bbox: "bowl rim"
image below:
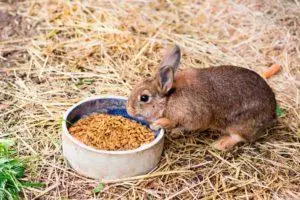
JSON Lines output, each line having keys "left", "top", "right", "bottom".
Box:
{"left": 62, "top": 95, "right": 164, "bottom": 155}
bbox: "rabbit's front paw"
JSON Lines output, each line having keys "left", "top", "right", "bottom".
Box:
{"left": 150, "top": 118, "right": 172, "bottom": 130}
{"left": 150, "top": 122, "right": 161, "bottom": 131}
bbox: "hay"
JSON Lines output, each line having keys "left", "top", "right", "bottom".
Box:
{"left": 0, "top": 0, "right": 299, "bottom": 199}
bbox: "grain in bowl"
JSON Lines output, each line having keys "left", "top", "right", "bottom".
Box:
{"left": 68, "top": 113, "right": 155, "bottom": 150}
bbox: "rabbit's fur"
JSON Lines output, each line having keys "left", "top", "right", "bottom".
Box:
{"left": 127, "top": 45, "right": 276, "bottom": 150}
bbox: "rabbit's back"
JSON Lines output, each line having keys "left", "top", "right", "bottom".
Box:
{"left": 168, "top": 66, "right": 276, "bottom": 131}
{"left": 207, "top": 66, "right": 276, "bottom": 127}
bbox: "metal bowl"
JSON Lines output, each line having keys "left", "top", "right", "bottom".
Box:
{"left": 61, "top": 95, "right": 164, "bottom": 180}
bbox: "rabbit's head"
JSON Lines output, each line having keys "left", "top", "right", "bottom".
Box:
{"left": 126, "top": 45, "right": 181, "bottom": 123}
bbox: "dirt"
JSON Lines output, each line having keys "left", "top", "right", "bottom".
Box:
{"left": 68, "top": 114, "right": 155, "bottom": 151}
{"left": 0, "top": 8, "right": 33, "bottom": 81}
{"left": 0, "top": 8, "right": 30, "bottom": 40}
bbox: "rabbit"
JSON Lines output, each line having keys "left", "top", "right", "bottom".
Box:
{"left": 126, "top": 44, "right": 277, "bottom": 150}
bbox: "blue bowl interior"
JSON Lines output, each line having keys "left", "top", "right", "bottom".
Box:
{"left": 66, "top": 98, "right": 160, "bottom": 138}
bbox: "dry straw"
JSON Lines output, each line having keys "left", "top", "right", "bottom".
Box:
{"left": 0, "top": 0, "right": 299, "bottom": 199}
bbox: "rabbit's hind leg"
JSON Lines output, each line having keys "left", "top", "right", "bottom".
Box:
{"left": 212, "top": 133, "right": 245, "bottom": 151}
{"left": 212, "top": 120, "right": 260, "bottom": 151}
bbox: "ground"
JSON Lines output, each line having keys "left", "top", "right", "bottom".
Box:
{"left": 0, "top": 0, "right": 299, "bottom": 199}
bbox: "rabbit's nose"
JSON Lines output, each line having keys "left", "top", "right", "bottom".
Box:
{"left": 126, "top": 105, "right": 136, "bottom": 117}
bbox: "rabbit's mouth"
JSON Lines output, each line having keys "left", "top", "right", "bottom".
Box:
{"left": 126, "top": 104, "right": 146, "bottom": 121}
{"left": 144, "top": 116, "right": 158, "bottom": 123}
{"left": 134, "top": 114, "right": 157, "bottom": 123}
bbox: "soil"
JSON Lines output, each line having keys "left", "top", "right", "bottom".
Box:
{"left": 68, "top": 114, "right": 155, "bottom": 151}
{"left": 0, "top": 8, "right": 33, "bottom": 81}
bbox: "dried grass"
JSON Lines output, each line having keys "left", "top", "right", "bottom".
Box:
{"left": 0, "top": 0, "right": 299, "bottom": 199}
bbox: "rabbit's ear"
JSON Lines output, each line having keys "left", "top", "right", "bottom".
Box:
{"left": 157, "top": 66, "right": 174, "bottom": 95}
{"left": 160, "top": 44, "right": 181, "bottom": 71}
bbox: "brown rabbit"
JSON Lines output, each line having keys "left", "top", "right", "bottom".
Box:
{"left": 126, "top": 44, "right": 276, "bottom": 150}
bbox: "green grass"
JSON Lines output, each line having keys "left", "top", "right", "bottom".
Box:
{"left": 276, "top": 105, "right": 283, "bottom": 117}
{"left": 0, "top": 139, "right": 44, "bottom": 200}
{"left": 92, "top": 182, "right": 105, "bottom": 194}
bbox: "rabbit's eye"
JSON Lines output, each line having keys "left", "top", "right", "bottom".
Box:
{"left": 140, "top": 94, "right": 149, "bottom": 102}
